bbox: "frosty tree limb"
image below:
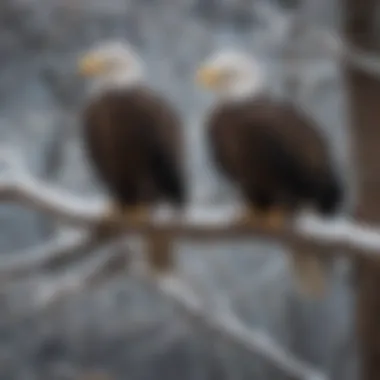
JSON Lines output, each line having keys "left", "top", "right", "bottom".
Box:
{"left": 25, "top": 258, "right": 327, "bottom": 380}
{"left": 0, "top": 230, "right": 89, "bottom": 280}
{"left": 0, "top": 148, "right": 376, "bottom": 380}
{"left": 0, "top": 117, "right": 379, "bottom": 271}
{"left": 154, "top": 275, "right": 327, "bottom": 380}
{"left": 1, "top": 166, "right": 380, "bottom": 259}
{"left": 0, "top": 229, "right": 120, "bottom": 281}
{"left": 32, "top": 238, "right": 129, "bottom": 309}
{"left": 0, "top": 139, "right": 371, "bottom": 380}
{"left": 0, "top": 172, "right": 106, "bottom": 226}
{"left": 36, "top": 258, "right": 327, "bottom": 380}
{"left": 0, "top": 150, "right": 333, "bottom": 380}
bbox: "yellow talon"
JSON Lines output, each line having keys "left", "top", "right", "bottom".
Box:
{"left": 123, "top": 204, "right": 150, "bottom": 224}
{"left": 262, "top": 208, "right": 286, "bottom": 230}
{"left": 238, "top": 206, "right": 287, "bottom": 230}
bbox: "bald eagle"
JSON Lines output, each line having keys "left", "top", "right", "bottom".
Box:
{"left": 196, "top": 50, "right": 344, "bottom": 296}
{"left": 78, "top": 41, "right": 186, "bottom": 271}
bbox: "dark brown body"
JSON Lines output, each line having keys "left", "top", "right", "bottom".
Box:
{"left": 207, "top": 95, "right": 343, "bottom": 214}
{"left": 83, "top": 86, "right": 185, "bottom": 208}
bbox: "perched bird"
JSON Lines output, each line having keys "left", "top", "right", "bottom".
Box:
{"left": 196, "top": 49, "right": 344, "bottom": 296}
{"left": 78, "top": 40, "right": 186, "bottom": 272}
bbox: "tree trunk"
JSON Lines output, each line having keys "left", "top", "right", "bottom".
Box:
{"left": 343, "top": 0, "right": 380, "bottom": 379}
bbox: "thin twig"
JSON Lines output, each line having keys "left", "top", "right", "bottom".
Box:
{"left": 154, "top": 275, "right": 327, "bottom": 380}
{"left": 32, "top": 237, "right": 129, "bottom": 309}
{"left": 0, "top": 229, "right": 119, "bottom": 281}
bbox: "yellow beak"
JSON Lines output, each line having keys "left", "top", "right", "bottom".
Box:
{"left": 196, "top": 67, "right": 222, "bottom": 89}
{"left": 78, "top": 54, "right": 105, "bottom": 77}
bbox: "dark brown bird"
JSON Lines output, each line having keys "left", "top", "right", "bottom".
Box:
{"left": 196, "top": 49, "right": 344, "bottom": 297}
{"left": 78, "top": 41, "right": 186, "bottom": 272}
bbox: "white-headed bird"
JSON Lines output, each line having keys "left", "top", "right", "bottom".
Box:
{"left": 196, "top": 49, "right": 344, "bottom": 296}
{"left": 78, "top": 40, "right": 186, "bottom": 272}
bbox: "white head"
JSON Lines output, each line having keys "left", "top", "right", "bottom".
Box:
{"left": 196, "top": 49, "right": 265, "bottom": 101}
{"left": 78, "top": 40, "right": 145, "bottom": 94}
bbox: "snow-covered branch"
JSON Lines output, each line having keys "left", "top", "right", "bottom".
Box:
{"left": 27, "top": 259, "right": 328, "bottom": 380}
{"left": 32, "top": 238, "right": 129, "bottom": 309}
{"left": 0, "top": 229, "right": 121, "bottom": 281}
{"left": 1, "top": 161, "right": 380, "bottom": 259}
{"left": 153, "top": 275, "right": 327, "bottom": 380}
{"left": 0, "top": 148, "right": 370, "bottom": 380}
{"left": 0, "top": 172, "right": 106, "bottom": 227}
{"left": 0, "top": 230, "right": 89, "bottom": 279}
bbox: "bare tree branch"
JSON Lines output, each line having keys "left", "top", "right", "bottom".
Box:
{"left": 0, "top": 229, "right": 120, "bottom": 281}
{"left": 0, "top": 173, "right": 106, "bottom": 226}
{"left": 0, "top": 230, "right": 88, "bottom": 278}
{"left": 0, "top": 153, "right": 380, "bottom": 259}
{"left": 153, "top": 274, "right": 327, "bottom": 380}
{"left": 33, "top": 268, "right": 327, "bottom": 379}
{"left": 2, "top": 232, "right": 327, "bottom": 380}
{"left": 0, "top": 143, "right": 371, "bottom": 380}
{"left": 32, "top": 237, "right": 129, "bottom": 309}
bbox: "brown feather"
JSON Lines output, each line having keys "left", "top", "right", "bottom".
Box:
{"left": 83, "top": 86, "right": 185, "bottom": 207}
{"left": 82, "top": 86, "right": 185, "bottom": 274}
{"left": 207, "top": 95, "right": 342, "bottom": 214}
{"left": 206, "top": 94, "right": 343, "bottom": 297}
